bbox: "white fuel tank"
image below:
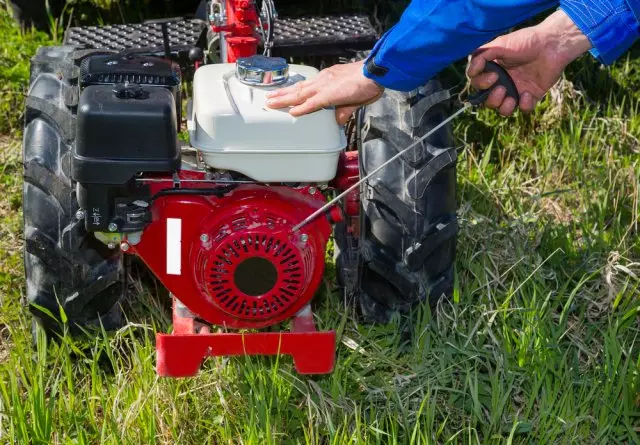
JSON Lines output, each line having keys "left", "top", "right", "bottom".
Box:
{"left": 188, "top": 56, "right": 346, "bottom": 182}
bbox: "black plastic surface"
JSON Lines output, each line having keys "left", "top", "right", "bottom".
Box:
{"left": 271, "top": 14, "right": 378, "bottom": 56}
{"left": 65, "top": 19, "right": 207, "bottom": 57}
{"left": 80, "top": 54, "right": 181, "bottom": 88}
{"left": 64, "top": 14, "right": 376, "bottom": 58}
{"left": 467, "top": 61, "right": 520, "bottom": 106}
{"left": 80, "top": 53, "right": 182, "bottom": 129}
{"left": 74, "top": 84, "right": 180, "bottom": 185}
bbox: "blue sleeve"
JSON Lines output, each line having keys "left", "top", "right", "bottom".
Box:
{"left": 561, "top": 0, "right": 640, "bottom": 64}
{"left": 363, "top": 0, "right": 559, "bottom": 91}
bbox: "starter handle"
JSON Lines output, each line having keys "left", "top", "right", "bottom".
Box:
{"left": 467, "top": 61, "right": 520, "bottom": 107}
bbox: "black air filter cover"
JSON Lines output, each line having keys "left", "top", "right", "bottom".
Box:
{"left": 79, "top": 54, "right": 181, "bottom": 89}
{"left": 74, "top": 84, "right": 180, "bottom": 185}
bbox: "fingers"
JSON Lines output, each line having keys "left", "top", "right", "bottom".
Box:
{"left": 481, "top": 90, "right": 538, "bottom": 116}
{"left": 472, "top": 40, "right": 511, "bottom": 65}
{"left": 467, "top": 46, "right": 506, "bottom": 77}
{"left": 265, "top": 80, "right": 308, "bottom": 100}
{"left": 265, "top": 81, "right": 313, "bottom": 109}
{"left": 265, "top": 61, "right": 381, "bottom": 122}
{"left": 470, "top": 72, "right": 498, "bottom": 91}
{"left": 468, "top": 46, "right": 513, "bottom": 116}
{"left": 289, "top": 96, "right": 328, "bottom": 117}
{"left": 335, "top": 105, "right": 359, "bottom": 125}
{"left": 519, "top": 91, "right": 536, "bottom": 113}
{"left": 484, "top": 86, "right": 506, "bottom": 110}
{"left": 485, "top": 91, "right": 539, "bottom": 116}
{"left": 499, "top": 97, "right": 517, "bottom": 117}
{"left": 468, "top": 44, "right": 537, "bottom": 116}
{"left": 466, "top": 54, "right": 487, "bottom": 77}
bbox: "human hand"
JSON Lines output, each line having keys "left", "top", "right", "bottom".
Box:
{"left": 467, "top": 10, "right": 591, "bottom": 116}
{"left": 265, "top": 60, "right": 384, "bottom": 125}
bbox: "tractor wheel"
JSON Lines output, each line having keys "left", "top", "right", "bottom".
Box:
{"left": 348, "top": 81, "right": 458, "bottom": 323}
{"left": 23, "top": 46, "right": 125, "bottom": 335}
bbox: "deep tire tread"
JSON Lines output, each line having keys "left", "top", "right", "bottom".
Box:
{"left": 356, "top": 82, "right": 458, "bottom": 322}
{"left": 23, "top": 45, "right": 125, "bottom": 335}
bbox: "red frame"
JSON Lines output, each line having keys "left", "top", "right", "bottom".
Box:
{"left": 157, "top": 299, "right": 335, "bottom": 376}
{"left": 211, "top": 0, "right": 261, "bottom": 62}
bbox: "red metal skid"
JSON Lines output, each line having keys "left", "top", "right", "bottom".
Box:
{"left": 156, "top": 330, "right": 336, "bottom": 376}
{"left": 156, "top": 299, "right": 336, "bottom": 376}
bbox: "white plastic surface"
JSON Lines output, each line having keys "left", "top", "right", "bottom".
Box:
{"left": 189, "top": 63, "right": 346, "bottom": 182}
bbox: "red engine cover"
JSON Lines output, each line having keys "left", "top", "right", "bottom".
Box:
{"left": 130, "top": 185, "right": 332, "bottom": 329}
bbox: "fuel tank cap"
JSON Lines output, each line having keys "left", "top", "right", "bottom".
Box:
{"left": 235, "top": 55, "right": 289, "bottom": 86}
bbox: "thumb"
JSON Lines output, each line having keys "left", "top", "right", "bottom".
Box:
{"left": 467, "top": 45, "right": 509, "bottom": 77}
{"left": 336, "top": 105, "right": 359, "bottom": 125}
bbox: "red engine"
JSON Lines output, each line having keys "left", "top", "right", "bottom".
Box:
{"left": 121, "top": 169, "right": 354, "bottom": 375}
{"left": 131, "top": 184, "right": 332, "bottom": 329}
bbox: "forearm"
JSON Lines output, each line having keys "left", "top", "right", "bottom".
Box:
{"left": 364, "top": 0, "right": 559, "bottom": 91}
{"left": 538, "top": 10, "right": 593, "bottom": 66}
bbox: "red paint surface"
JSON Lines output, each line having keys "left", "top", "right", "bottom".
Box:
{"left": 211, "top": 0, "right": 260, "bottom": 62}
{"left": 332, "top": 151, "right": 360, "bottom": 217}
{"left": 129, "top": 183, "right": 331, "bottom": 329}
{"left": 157, "top": 299, "right": 335, "bottom": 376}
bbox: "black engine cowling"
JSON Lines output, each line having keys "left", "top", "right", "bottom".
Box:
{"left": 72, "top": 54, "right": 183, "bottom": 232}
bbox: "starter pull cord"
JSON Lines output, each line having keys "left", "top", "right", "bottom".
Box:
{"left": 292, "top": 62, "right": 519, "bottom": 233}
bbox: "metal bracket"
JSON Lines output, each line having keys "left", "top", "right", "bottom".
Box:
{"left": 156, "top": 298, "right": 336, "bottom": 376}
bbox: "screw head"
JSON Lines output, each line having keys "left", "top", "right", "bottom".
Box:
{"left": 120, "top": 242, "right": 130, "bottom": 252}
{"left": 75, "top": 209, "right": 85, "bottom": 221}
{"left": 108, "top": 223, "right": 118, "bottom": 232}
{"left": 200, "top": 234, "right": 210, "bottom": 243}
{"left": 107, "top": 242, "right": 116, "bottom": 250}
{"left": 300, "top": 234, "right": 309, "bottom": 243}
{"left": 308, "top": 187, "right": 317, "bottom": 195}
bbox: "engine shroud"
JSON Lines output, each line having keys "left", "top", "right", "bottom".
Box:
{"left": 131, "top": 184, "right": 331, "bottom": 329}
{"left": 200, "top": 227, "right": 312, "bottom": 321}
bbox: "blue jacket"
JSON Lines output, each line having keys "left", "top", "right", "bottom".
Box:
{"left": 363, "top": 0, "right": 640, "bottom": 90}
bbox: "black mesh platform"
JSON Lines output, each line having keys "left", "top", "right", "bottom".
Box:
{"left": 64, "top": 19, "right": 207, "bottom": 57}
{"left": 272, "top": 14, "right": 378, "bottom": 57}
{"left": 63, "top": 14, "right": 378, "bottom": 59}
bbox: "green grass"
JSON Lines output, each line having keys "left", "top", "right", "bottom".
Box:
{"left": 0, "top": 3, "right": 52, "bottom": 133}
{"left": 0, "top": 3, "right": 639, "bottom": 443}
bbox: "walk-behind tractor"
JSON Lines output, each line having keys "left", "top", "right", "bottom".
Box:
{"left": 22, "top": 1, "right": 458, "bottom": 375}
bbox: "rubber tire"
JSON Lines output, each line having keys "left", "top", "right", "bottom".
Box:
{"left": 354, "top": 82, "right": 458, "bottom": 323}
{"left": 23, "top": 46, "right": 125, "bottom": 335}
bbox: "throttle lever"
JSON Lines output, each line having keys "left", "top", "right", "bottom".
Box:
{"left": 466, "top": 61, "right": 520, "bottom": 107}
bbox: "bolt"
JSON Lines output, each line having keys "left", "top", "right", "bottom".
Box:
{"left": 308, "top": 187, "right": 317, "bottom": 195}
{"left": 107, "top": 242, "right": 116, "bottom": 250}
{"left": 300, "top": 234, "right": 309, "bottom": 243}
{"left": 75, "top": 209, "right": 85, "bottom": 221}
{"left": 120, "top": 242, "right": 130, "bottom": 252}
{"left": 200, "top": 234, "right": 210, "bottom": 243}
{"left": 108, "top": 222, "right": 118, "bottom": 232}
